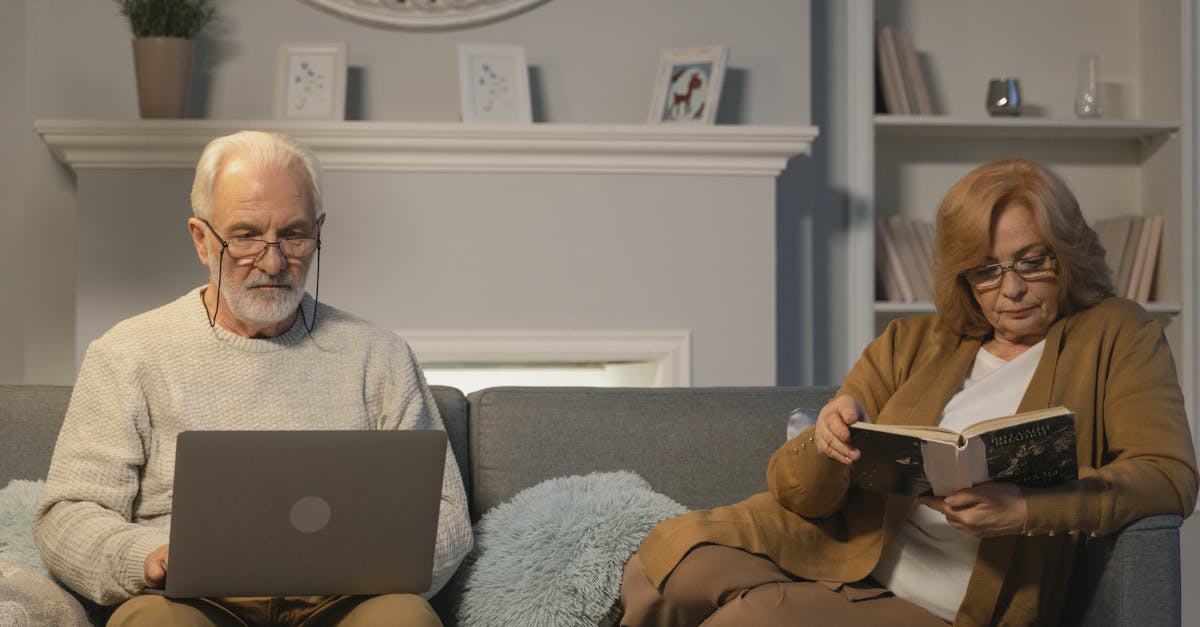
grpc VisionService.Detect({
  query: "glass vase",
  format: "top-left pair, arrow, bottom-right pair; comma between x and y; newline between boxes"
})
1075,54 -> 1102,118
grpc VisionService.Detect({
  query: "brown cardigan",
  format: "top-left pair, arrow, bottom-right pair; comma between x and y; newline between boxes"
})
638,298 -> 1198,626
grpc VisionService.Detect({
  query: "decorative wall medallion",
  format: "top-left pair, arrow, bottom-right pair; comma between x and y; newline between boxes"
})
300,0 -> 551,31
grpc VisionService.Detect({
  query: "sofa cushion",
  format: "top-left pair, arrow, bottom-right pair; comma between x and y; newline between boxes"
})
430,384 -> 471,512
449,471 -> 686,627
467,386 -> 839,517
0,385 -> 72,486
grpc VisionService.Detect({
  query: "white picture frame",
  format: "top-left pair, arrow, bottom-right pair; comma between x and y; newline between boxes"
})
457,44 -> 533,124
274,43 -> 347,120
647,45 -> 729,125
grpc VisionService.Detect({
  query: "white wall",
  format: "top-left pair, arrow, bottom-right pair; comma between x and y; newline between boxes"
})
6,0 -> 813,385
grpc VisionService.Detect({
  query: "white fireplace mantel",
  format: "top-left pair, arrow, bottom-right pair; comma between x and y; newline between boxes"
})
35,119 -> 818,177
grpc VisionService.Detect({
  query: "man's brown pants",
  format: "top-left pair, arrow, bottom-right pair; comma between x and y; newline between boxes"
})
107,593 -> 441,626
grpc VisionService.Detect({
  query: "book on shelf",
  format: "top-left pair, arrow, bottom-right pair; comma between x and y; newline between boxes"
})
850,406 -> 1078,497
892,27 -> 934,115
876,226 -> 905,301
876,217 -> 914,302
886,215 -> 932,301
875,215 -> 934,303
1094,214 -> 1134,291
1115,215 -> 1144,298
905,216 -> 935,295
1123,214 -> 1163,302
1132,214 -> 1163,302
876,26 -> 910,114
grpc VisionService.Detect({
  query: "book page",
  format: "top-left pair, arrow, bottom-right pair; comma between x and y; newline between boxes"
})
960,406 -> 1072,437
851,421 -> 959,443
962,434 -> 990,487
919,439 -> 968,496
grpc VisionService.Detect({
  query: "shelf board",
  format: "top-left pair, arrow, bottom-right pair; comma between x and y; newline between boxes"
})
874,301 -> 1182,316
33,119 -> 818,177
874,115 -> 1179,141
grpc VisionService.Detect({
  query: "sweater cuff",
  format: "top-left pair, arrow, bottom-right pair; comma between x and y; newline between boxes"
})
121,530 -> 170,594
1020,482 -> 1099,537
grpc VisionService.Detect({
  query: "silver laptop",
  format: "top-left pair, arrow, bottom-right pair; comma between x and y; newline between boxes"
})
159,429 -> 447,598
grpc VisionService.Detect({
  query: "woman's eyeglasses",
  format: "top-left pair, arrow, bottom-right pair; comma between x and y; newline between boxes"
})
960,254 -> 1056,289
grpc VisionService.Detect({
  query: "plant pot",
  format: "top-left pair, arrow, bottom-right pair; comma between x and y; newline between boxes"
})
132,37 -> 193,119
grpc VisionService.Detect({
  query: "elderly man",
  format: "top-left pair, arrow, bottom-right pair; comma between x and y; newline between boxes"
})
33,130 -> 471,626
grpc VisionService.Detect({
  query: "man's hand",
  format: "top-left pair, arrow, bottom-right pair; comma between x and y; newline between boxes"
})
814,395 -> 869,465
144,544 -> 169,588
919,483 -> 1027,537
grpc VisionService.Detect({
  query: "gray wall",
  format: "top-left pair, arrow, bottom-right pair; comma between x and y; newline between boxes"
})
3,0 -> 814,386
75,169 -> 780,385
0,0 -> 26,383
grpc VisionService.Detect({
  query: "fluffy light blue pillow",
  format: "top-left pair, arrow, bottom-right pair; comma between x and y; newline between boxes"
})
452,471 -> 687,627
0,480 -> 47,577
0,479 -> 90,626
787,407 -> 818,441
0,559 -> 90,627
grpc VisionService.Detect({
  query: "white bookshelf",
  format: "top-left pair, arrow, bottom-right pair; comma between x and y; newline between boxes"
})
832,0 -> 1198,414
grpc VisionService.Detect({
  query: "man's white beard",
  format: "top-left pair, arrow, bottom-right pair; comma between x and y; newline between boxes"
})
213,263 -> 307,328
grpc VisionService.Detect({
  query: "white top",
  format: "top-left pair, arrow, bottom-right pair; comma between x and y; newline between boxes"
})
33,288 -> 473,605
871,340 -> 1045,622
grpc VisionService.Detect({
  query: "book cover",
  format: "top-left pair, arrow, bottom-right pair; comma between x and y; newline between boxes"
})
850,406 -> 1077,497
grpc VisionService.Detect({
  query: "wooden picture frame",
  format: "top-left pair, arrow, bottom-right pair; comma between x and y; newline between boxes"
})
647,45 -> 729,124
274,43 -> 347,120
457,44 -> 533,123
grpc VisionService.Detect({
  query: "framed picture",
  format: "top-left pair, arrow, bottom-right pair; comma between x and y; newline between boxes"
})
457,44 -> 533,123
647,45 -> 729,124
274,43 -> 347,120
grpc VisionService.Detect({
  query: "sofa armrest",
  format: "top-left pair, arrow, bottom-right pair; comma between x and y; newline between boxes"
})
1065,513 -> 1183,627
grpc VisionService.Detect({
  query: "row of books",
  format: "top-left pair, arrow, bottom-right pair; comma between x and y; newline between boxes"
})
876,215 -> 934,303
877,212 -> 1165,304
1094,214 -> 1164,302
876,25 -> 934,115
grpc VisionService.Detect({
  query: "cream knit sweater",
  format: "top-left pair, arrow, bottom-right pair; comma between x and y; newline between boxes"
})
32,287 -> 472,606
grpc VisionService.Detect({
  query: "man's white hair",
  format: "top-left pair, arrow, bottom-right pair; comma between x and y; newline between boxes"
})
190,130 -> 323,220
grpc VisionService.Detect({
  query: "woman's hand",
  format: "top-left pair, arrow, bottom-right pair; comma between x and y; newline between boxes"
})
815,395 -> 869,464
919,483 -> 1027,537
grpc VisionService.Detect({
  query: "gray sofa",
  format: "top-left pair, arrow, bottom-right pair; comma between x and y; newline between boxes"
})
0,383 -> 1184,626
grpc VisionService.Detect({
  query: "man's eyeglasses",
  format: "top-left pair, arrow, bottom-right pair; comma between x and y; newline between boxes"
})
198,218 -> 322,333
960,254 -> 1057,289
200,219 -> 320,260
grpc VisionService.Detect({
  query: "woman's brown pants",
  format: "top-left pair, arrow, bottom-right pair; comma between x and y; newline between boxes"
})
618,544 -> 949,627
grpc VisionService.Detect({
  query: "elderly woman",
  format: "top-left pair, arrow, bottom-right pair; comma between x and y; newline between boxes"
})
618,158 -> 1198,626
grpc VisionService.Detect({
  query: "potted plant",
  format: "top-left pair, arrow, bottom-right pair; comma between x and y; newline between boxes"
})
115,0 -> 216,118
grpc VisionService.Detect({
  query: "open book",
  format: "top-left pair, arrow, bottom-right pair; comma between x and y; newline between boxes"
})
849,406 -> 1077,497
